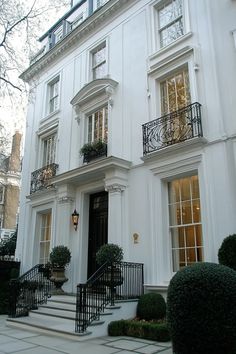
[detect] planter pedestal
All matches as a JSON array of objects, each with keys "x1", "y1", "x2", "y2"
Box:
[{"x1": 50, "y1": 268, "x2": 68, "y2": 295}]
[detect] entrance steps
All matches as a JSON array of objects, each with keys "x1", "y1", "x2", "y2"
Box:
[{"x1": 6, "y1": 295, "x2": 138, "y2": 340}]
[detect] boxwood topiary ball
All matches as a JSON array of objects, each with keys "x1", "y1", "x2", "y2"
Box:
[
  {"x1": 167, "y1": 262, "x2": 236, "y2": 354},
  {"x1": 218, "y1": 234, "x2": 236, "y2": 270},
  {"x1": 137, "y1": 293, "x2": 166, "y2": 321}
]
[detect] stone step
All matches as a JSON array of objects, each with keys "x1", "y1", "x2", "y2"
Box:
[{"x1": 6, "y1": 297, "x2": 138, "y2": 339}]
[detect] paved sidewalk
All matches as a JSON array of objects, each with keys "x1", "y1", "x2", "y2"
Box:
[{"x1": 0, "y1": 315, "x2": 172, "y2": 354}]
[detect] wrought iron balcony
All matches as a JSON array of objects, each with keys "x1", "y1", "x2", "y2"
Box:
[
  {"x1": 142, "y1": 102, "x2": 203, "y2": 155},
  {"x1": 30, "y1": 163, "x2": 58, "y2": 194}
]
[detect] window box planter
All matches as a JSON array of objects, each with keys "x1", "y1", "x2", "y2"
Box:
[{"x1": 80, "y1": 140, "x2": 107, "y2": 163}]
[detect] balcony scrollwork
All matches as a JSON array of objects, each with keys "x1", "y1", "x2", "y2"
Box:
[
  {"x1": 30, "y1": 163, "x2": 58, "y2": 194},
  {"x1": 142, "y1": 102, "x2": 203, "y2": 155}
]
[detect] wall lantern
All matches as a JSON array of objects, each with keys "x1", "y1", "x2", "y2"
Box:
[{"x1": 71, "y1": 209, "x2": 79, "y2": 231}]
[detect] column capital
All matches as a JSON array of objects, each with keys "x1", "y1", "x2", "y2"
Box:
[
  {"x1": 105, "y1": 183, "x2": 126, "y2": 194},
  {"x1": 57, "y1": 196, "x2": 74, "y2": 204}
]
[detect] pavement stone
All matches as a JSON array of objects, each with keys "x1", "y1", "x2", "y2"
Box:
[{"x1": 0, "y1": 315, "x2": 173, "y2": 354}]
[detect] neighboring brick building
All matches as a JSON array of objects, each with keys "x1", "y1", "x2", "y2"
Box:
[{"x1": 0, "y1": 131, "x2": 22, "y2": 240}]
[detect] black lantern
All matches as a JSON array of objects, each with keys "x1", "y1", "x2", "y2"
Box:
[{"x1": 71, "y1": 209, "x2": 79, "y2": 231}]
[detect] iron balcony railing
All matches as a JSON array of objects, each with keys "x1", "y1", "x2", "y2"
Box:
[
  {"x1": 30, "y1": 163, "x2": 58, "y2": 194},
  {"x1": 142, "y1": 102, "x2": 203, "y2": 155},
  {"x1": 8, "y1": 264, "x2": 54, "y2": 318},
  {"x1": 75, "y1": 261, "x2": 144, "y2": 333}
]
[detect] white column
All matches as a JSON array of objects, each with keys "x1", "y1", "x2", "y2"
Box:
[{"x1": 105, "y1": 183, "x2": 126, "y2": 246}]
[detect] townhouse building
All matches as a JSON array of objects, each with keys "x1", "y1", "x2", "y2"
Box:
[{"x1": 16, "y1": 0, "x2": 236, "y2": 296}]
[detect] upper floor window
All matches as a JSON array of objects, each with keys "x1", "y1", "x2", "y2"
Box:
[
  {"x1": 95, "y1": 0, "x2": 109, "y2": 10},
  {"x1": 47, "y1": 76, "x2": 60, "y2": 115},
  {"x1": 168, "y1": 175, "x2": 203, "y2": 272},
  {"x1": 160, "y1": 67, "x2": 190, "y2": 115},
  {"x1": 54, "y1": 26, "x2": 63, "y2": 44},
  {"x1": 87, "y1": 106, "x2": 108, "y2": 143},
  {"x1": 0, "y1": 186, "x2": 5, "y2": 204},
  {"x1": 158, "y1": 0, "x2": 184, "y2": 48},
  {"x1": 91, "y1": 42, "x2": 106, "y2": 80},
  {"x1": 43, "y1": 134, "x2": 56, "y2": 166}
]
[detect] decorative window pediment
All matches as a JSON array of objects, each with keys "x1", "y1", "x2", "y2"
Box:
[{"x1": 70, "y1": 78, "x2": 118, "y2": 119}]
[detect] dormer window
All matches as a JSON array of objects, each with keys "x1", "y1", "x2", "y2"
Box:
[
  {"x1": 54, "y1": 26, "x2": 63, "y2": 44},
  {"x1": 95, "y1": 0, "x2": 109, "y2": 9}
]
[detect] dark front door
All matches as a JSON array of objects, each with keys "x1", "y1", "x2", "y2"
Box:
[{"x1": 87, "y1": 191, "x2": 108, "y2": 278}]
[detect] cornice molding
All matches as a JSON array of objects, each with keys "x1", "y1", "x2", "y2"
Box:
[{"x1": 20, "y1": 0, "x2": 133, "y2": 82}]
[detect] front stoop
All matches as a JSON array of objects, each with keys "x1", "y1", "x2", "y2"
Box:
[{"x1": 6, "y1": 295, "x2": 138, "y2": 340}]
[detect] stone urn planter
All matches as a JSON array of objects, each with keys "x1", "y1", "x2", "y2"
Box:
[{"x1": 49, "y1": 245, "x2": 71, "y2": 294}]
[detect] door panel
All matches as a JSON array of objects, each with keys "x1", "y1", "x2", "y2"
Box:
[{"x1": 87, "y1": 192, "x2": 108, "y2": 278}]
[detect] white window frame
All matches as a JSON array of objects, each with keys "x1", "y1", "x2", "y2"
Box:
[
  {"x1": 54, "y1": 26, "x2": 63, "y2": 44},
  {"x1": 93, "y1": 0, "x2": 109, "y2": 10},
  {"x1": 87, "y1": 105, "x2": 108, "y2": 144},
  {"x1": 168, "y1": 174, "x2": 203, "y2": 272},
  {"x1": 89, "y1": 40, "x2": 108, "y2": 81},
  {"x1": 45, "y1": 75, "x2": 61, "y2": 117},
  {"x1": 38, "y1": 210, "x2": 52, "y2": 265},
  {"x1": 42, "y1": 133, "x2": 57, "y2": 166},
  {"x1": 151, "y1": 0, "x2": 191, "y2": 53},
  {"x1": 71, "y1": 12, "x2": 85, "y2": 29},
  {"x1": 150, "y1": 153, "x2": 205, "y2": 281}
]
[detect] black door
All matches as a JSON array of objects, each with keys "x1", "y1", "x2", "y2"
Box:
[{"x1": 87, "y1": 191, "x2": 108, "y2": 278}]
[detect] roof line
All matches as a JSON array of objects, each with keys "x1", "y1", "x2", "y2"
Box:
[{"x1": 39, "y1": 0, "x2": 87, "y2": 42}]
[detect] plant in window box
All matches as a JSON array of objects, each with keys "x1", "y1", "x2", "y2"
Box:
[
  {"x1": 49, "y1": 245, "x2": 71, "y2": 294},
  {"x1": 96, "y1": 243, "x2": 124, "y2": 290},
  {"x1": 80, "y1": 140, "x2": 107, "y2": 163}
]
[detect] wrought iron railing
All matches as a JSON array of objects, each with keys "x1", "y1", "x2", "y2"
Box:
[
  {"x1": 8, "y1": 264, "x2": 54, "y2": 318},
  {"x1": 142, "y1": 102, "x2": 203, "y2": 155},
  {"x1": 30, "y1": 163, "x2": 58, "y2": 194},
  {"x1": 75, "y1": 261, "x2": 144, "y2": 333}
]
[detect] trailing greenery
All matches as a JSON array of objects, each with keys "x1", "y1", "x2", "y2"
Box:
[
  {"x1": 108, "y1": 319, "x2": 170, "y2": 342},
  {"x1": 49, "y1": 245, "x2": 71, "y2": 268},
  {"x1": 137, "y1": 293, "x2": 166, "y2": 321},
  {"x1": 167, "y1": 262, "x2": 236, "y2": 354},
  {"x1": 80, "y1": 140, "x2": 107, "y2": 155},
  {"x1": 218, "y1": 234, "x2": 236, "y2": 270},
  {"x1": 96, "y1": 243, "x2": 123, "y2": 266}
]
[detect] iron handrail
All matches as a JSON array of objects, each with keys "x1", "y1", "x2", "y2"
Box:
[
  {"x1": 8, "y1": 264, "x2": 54, "y2": 318},
  {"x1": 75, "y1": 261, "x2": 144, "y2": 333}
]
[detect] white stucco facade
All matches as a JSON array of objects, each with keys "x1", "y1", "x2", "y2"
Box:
[{"x1": 16, "y1": 0, "x2": 236, "y2": 294}]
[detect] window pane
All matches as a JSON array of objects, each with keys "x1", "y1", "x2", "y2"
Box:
[
  {"x1": 39, "y1": 212, "x2": 51, "y2": 264},
  {"x1": 160, "y1": 68, "x2": 191, "y2": 115},
  {"x1": 159, "y1": 0, "x2": 183, "y2": 48},
  {"x1": 87, "y1": 106, "x2": 108, "y2": 143},
  {"x1": 169, "y1": 175, "x2": 203, "y2": 271}
]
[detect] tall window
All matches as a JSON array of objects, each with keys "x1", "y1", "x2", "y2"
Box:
[
  {"x1": 160, "y1": 68, "x2": 190, "y2": 115},
  {"x1": 43, "y1": 134, "x2": 56, "y2": 166},
  {"x1": 39, "y1": 212, "x2": 51, "y2": 264},
  {"x1": 168, "y1": 175, "x2": 203, "y2": 272},
  {"x1": 91, "y1": 42, "x2": 106, "y2": 79},
  {"x1": 47, "y1": 76, "x2": 60, "y2": 114},
  {"x1": 158, "y1": 0, "x2": 184, "y2": 48},
  {"x1": 0, "y1": 186, "x2": 4, "y2": 204},
  {"x1": 87, "y1": 106, "x2": 108, "y2": 143}
]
